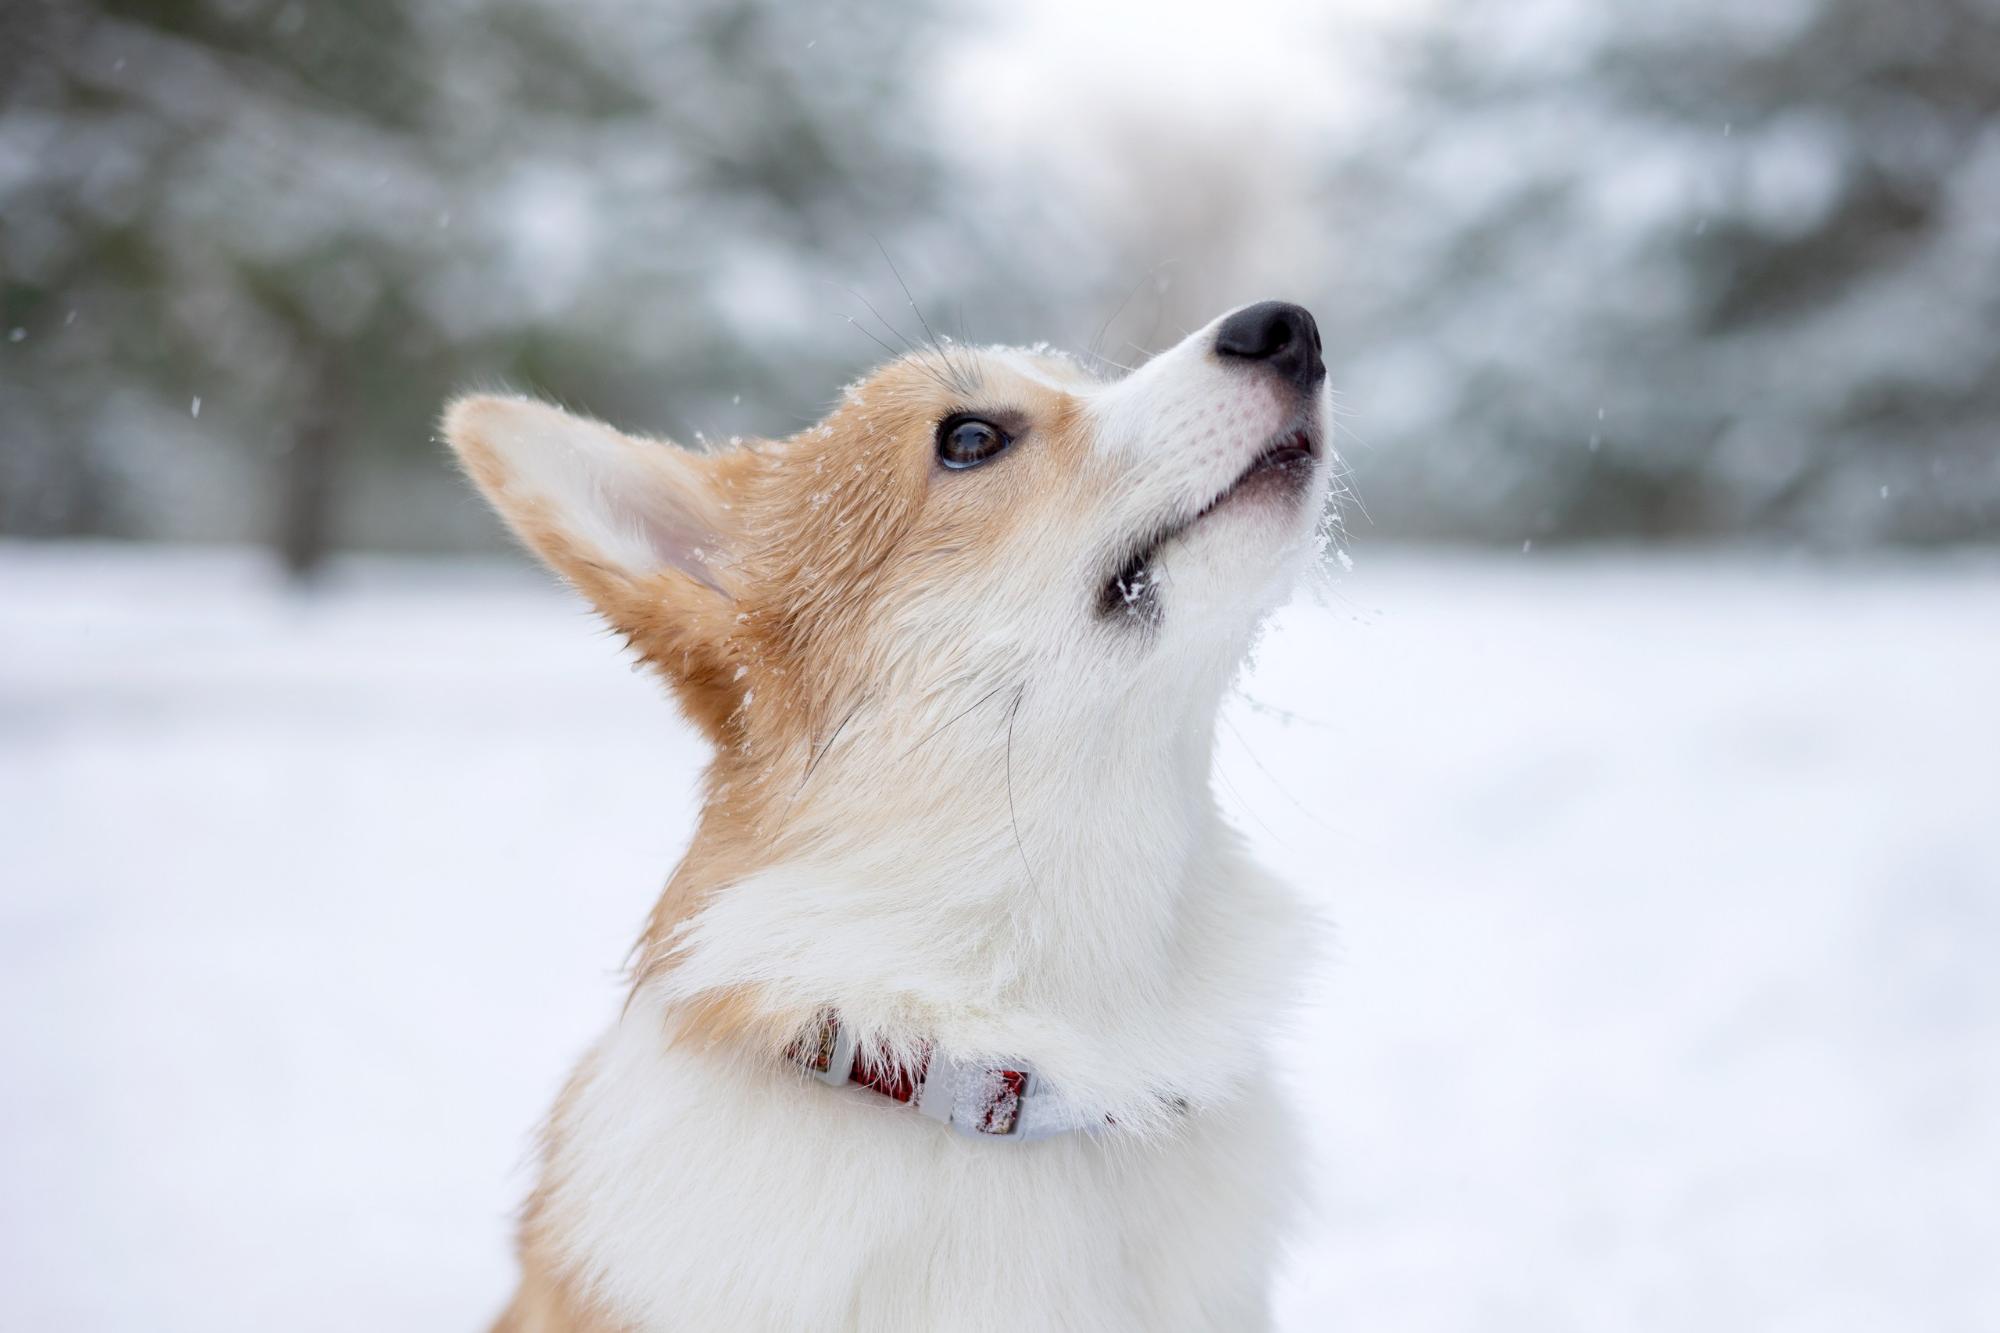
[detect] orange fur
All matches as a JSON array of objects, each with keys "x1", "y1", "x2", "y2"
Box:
[
  {"x1": 490, "y1": 1253, "x2": 626, "y2": 1333},
  {"x1": 441, "y1": 302, "x2": 1333, "y2": 1331},
  {"x1": 446, "y1": 351, "x2": 1137, "y2": 1327},
  {"x1": 444, "y1": 355, "x2": 1108, "y2": 1024}
]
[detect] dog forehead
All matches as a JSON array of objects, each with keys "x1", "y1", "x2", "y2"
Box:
[
  {"x1": 820, "y1": 347, "x2": 1097, "y2": 437},
  {"x1": 976, "y1": 345, "x2": 1097, "y2": 393}
]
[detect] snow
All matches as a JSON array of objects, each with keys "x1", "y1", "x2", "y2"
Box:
[{"x1": 3, "y1": 542, "x2": 1996, "y2": 1330}]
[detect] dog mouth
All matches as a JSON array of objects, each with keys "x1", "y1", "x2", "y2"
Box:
[{"x1": 1097, "y1": 422, "x2": 1322, "y2": 621}]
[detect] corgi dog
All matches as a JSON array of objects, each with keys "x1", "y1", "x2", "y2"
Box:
[{"x1": 443, "y1": 300, "x2": 1336, "y2": 1332}]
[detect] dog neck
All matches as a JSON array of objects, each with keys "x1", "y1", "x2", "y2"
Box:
[{"x1": 638, "y1": 662, "x2": 1296, "y2": 1123}]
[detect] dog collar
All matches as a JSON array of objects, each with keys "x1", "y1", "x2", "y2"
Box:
[{"x1": 787, "y1": 1009, "x2": 1103, "y2": 1143}]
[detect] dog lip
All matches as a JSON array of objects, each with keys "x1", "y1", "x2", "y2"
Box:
[
  {"x1": 1165, "y1": 419, "x2": 1324, "y2": 541},
  {"x1": 1096, "y1": 420, "x2": 1323, "y2": 620},
  {"x1": 1196, "y1": 427, "x2": 1318, "y2": 520}
]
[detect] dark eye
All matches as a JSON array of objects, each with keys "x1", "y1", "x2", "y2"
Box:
[{"x1": 936, "y1": 416, "x2": 1012, "y2": 470}]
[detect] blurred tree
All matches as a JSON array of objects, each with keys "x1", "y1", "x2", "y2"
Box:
[
  {"x1": 0, "y1": 0, "x2": 944, "y2": 572},
  {"x1": 1322, "y1": 0, "x2": 2000, "y2": 545}
]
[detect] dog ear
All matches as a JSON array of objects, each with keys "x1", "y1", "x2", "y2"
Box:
[{"x1": 442, "y1": 394, "x2": 749, "y2": 716}]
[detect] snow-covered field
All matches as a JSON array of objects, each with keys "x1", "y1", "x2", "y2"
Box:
[{"x1": 3, "y1": 542, "x2": 1995, "y2": 1331}]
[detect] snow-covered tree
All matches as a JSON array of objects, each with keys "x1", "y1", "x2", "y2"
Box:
[
  {"x1": 1321, "y1": 0, "x2": 2000, "y2": 545},
  {"x1": 0, "y1": 0, "x2": 946, "y2": 570}
]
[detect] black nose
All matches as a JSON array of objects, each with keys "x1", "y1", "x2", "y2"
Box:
[{"x1": 1213, "y1": 301, "x2": 1325, "y2": 391}]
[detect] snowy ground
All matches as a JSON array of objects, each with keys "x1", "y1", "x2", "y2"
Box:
[{"x1": 2, "y1": 542, "x2": 1996, "y2": 1332}]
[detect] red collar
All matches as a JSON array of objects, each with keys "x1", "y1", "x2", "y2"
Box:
[
  {"x1": 787, "y1": 1010, "x2": 1192, "y2": 1142},
  {"x1": 787, "y1": 1009, "x2": 1071, "y2": 1141}
]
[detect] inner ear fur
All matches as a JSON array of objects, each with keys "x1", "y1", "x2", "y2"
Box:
[{"x1": 441, "y1": 393, "x2": 755, "y2": 734}]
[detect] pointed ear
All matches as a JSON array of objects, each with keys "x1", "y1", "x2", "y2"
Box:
[
  {"x1": 442, "y1": 396, "x2": 766, "y2": 744},
  {"x1": 442, "y1": 393, "x2": 737, "y2": 599}
]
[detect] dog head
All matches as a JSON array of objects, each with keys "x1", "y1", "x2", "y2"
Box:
[{"x1": 445, "y1": 300, "x2": 1331, "y2": 752}]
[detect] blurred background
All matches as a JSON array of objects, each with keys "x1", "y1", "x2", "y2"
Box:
[
  {"x1": 8, "y1": 0, "x2": 2000, "y2": 562},
  {"x1": 3, "y1": 0, "x2": 1997, "y2": 1329}
]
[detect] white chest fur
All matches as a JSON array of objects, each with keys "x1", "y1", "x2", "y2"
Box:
[
  {"x1": 521, "y1": 646, "x2": 1322, "y2": 1329},
  {"x1": 533, "y1": 774, "x2": 1318, "y2": 1328},
  {"x1": 536, "y1": 988, "x2": 1302, "y2": 1333}
]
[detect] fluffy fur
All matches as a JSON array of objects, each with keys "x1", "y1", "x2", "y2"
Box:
[{"x1": 443, "y1": 304, "x2": 1337, "y2": 1332}]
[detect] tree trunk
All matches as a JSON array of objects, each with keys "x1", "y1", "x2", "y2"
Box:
[{"x1": 277, "y1": 354, "x2": 343, "y2": 580}]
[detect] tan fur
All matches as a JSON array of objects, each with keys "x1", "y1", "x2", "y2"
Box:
[
  {"x1": 445, "y1": 356, "x2": 1106, "y2": 1020},
  {"x1": 490, "y1": 1256, "x2": 622, "y2": 1333},
  {"x1": 446, "y1": 352, "x2": 1145, "y2": 1327},
  {"x1": 646, "y1": 361, "x2": 1100, "y2": 956}
]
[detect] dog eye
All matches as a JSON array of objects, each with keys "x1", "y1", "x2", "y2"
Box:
[{"x1": 936, "y1": 416, "x2": 1012, "y2": 470}]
